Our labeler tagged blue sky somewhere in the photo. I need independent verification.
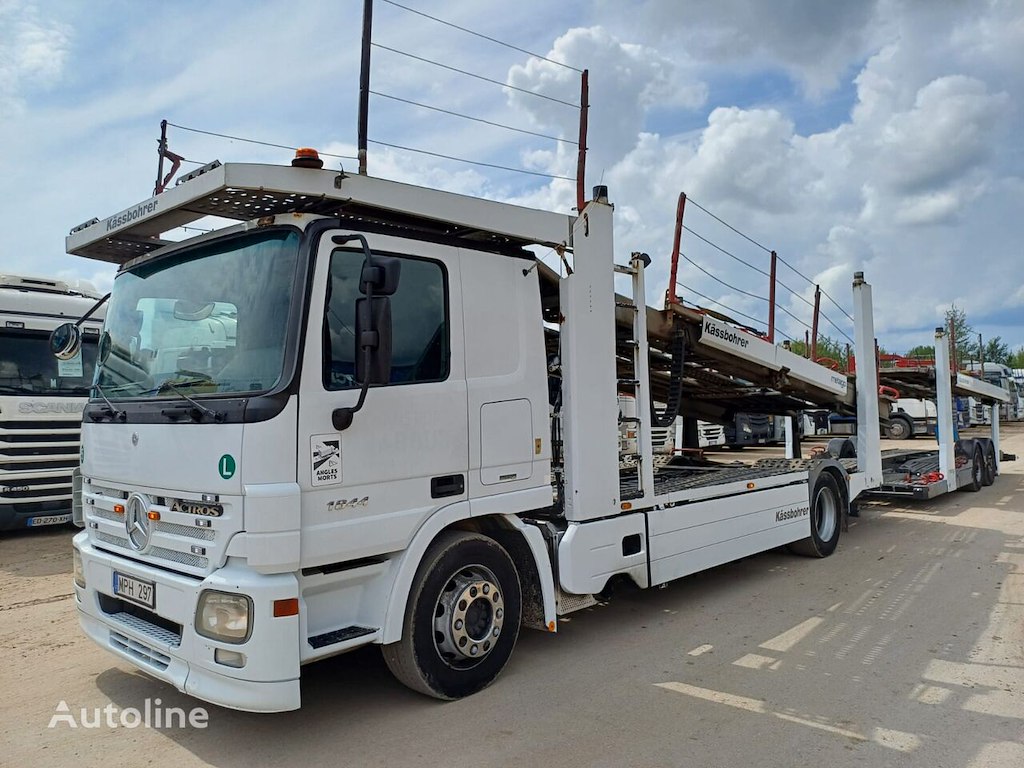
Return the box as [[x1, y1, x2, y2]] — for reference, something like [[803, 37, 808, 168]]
[[2, 0, 1022, 357]]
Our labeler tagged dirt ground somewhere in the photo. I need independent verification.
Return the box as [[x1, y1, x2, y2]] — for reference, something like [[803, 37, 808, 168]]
[[2, 425, 1022, 767]]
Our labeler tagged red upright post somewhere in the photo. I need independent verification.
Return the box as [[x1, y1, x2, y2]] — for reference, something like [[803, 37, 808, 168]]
[[575, 69, 589, 214], [666, 192, 686, 307]]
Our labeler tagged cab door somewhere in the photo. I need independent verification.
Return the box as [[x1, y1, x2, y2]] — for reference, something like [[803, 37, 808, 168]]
[[296, 230, 468, 566]]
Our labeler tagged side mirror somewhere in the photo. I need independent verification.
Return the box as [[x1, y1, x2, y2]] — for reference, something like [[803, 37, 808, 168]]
[[50, 323, 82, 360], [360, 256, 401, 296], [355, 296, 393, 384]]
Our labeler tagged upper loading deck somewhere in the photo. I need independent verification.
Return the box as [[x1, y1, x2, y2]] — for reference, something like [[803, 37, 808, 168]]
[[68, 160, 862, 425]]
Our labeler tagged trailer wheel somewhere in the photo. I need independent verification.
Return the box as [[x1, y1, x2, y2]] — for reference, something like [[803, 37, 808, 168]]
[[787, 472, 842, 558], [962, 446, 985, 492], [382, 531, 521, 700], [982, 443, 997, 486], [886, 415, 913, 440]]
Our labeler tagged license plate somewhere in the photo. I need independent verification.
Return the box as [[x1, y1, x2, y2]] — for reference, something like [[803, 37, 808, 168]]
[[28, 514, 71, 527], [113, 571, 156, 609]]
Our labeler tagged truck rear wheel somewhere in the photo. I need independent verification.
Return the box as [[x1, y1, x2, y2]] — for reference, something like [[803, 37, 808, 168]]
[[962, 446, 984, 492], [787, 472, 842, 558], [982, 443, 997, 486], [382, 531, 521, 700]]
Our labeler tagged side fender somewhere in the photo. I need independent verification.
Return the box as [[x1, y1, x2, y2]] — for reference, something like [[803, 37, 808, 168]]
[[381, 506, 557, 644]]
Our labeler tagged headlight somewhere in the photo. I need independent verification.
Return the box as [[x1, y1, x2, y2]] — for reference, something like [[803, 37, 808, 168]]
[[72, 549, 85, 588], [195, 590, 252, 644]]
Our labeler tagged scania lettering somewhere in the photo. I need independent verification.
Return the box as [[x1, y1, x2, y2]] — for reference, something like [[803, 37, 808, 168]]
[[0, 274, 104, 530], [62, 156, 900, 712]]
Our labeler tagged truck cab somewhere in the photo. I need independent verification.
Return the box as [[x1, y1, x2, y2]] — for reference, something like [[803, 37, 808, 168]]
[[0, 274, 104, 530]]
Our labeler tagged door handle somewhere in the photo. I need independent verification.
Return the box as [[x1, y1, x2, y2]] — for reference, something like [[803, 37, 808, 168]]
[[431, 474, 465, 498]]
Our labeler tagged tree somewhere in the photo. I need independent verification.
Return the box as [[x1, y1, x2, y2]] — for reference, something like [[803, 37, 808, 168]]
[[945, 304, 976, 366], [905, 344, 935, 361], [786, 334, 849, 368], [980, 336, 1010, 366], [1009, 347, 1024, 369]]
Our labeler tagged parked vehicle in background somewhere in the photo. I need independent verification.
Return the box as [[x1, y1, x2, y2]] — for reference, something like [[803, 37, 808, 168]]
[[964, 363, 1022, 423], [887, 398, 937, 439], [0, 274, 104, 531]]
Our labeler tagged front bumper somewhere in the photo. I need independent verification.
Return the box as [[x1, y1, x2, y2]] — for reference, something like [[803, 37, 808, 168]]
[[74, 533, 301, 712]]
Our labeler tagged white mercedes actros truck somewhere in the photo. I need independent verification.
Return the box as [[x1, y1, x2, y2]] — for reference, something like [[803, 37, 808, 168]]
[[57, 156, 889, 712], [0, 274, 104, 531]]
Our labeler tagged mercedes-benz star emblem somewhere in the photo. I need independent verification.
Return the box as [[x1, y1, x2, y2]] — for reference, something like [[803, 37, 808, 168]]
[[125, 493, 153, 552], [131, 432, 139, 447]]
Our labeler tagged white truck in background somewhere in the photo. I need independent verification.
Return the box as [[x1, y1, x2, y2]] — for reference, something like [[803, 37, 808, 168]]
[[0, 274, 104, 531], [963, 363, 1022, 424], [887, 398, 936, 439]]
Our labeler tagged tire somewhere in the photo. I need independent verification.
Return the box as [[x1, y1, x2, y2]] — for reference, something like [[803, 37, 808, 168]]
[[982, 442, 997, 486], [726, 444, 746, 451], [962, 447, 984, 492], [827, 437, 856, 459], [382, 531, 522, 700], [886, 416, 913, 440], [787, 472, 843, 558]]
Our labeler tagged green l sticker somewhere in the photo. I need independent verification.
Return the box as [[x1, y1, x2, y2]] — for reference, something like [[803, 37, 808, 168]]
[[218, 454, 236, 479]]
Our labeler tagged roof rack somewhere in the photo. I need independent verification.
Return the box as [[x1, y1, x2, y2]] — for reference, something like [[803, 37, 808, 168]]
[[67, 162, 574, 264]]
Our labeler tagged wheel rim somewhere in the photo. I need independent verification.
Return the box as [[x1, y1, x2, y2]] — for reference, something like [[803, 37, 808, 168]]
[[890, 421, 907, 439], [974, 452, 984, 485], [814, 484, 838, 541], [432, 564, 505, 669], [984, 448, 996, 479]]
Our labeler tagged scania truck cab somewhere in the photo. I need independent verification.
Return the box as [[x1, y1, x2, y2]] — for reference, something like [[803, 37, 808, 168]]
[[1, 274, 103, 530]]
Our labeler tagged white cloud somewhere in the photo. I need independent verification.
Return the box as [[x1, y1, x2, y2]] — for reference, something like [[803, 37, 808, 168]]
[[0, 0, 1021, 354], [507, 26, 706, 174], [0, 0, 71, 116]]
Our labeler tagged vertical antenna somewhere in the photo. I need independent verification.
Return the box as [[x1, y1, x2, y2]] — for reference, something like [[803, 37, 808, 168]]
[[358, 0, 374, 175], [154, 120, 168, 196], [811, 284, 821, 361]]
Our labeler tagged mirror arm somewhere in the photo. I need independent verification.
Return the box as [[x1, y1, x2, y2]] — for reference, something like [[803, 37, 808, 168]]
[[333, 347, 373, 431], [331, 233, 377, 431], [76, 292, 111, 327]]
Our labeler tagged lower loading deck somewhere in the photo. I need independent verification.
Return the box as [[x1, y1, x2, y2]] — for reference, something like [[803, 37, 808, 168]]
[[619, 456, 860, 502], [866, 443, 993, 500]]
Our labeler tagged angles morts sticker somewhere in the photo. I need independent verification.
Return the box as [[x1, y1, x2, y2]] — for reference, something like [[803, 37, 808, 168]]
[[311, 434, 342, 487]]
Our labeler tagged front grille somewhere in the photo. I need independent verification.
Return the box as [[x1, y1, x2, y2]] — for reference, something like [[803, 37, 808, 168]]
[[155, 520, 215, 541], [94, 530, 209, 569], [0, 420, 80, 431], [110, 631, 173, 670], [0, 458, 78, 471], [96, 530, 131, 549], [151, 546, 208, 569], [0, 432, 78, 444]]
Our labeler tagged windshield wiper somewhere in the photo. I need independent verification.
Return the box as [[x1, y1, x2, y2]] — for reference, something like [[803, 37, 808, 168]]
[[0, 384, 37, 394], [91, 383, 126, 422], [160, 381, 225, 423]]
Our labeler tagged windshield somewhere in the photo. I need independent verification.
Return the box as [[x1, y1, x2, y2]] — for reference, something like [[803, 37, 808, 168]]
[[96, 229, 300, 400], [0, 328, 98, 394]]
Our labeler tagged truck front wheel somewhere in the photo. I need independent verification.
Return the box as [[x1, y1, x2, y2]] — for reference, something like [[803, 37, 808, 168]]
[[887, 415, 913, 440], [383, 531, 522, 699]]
